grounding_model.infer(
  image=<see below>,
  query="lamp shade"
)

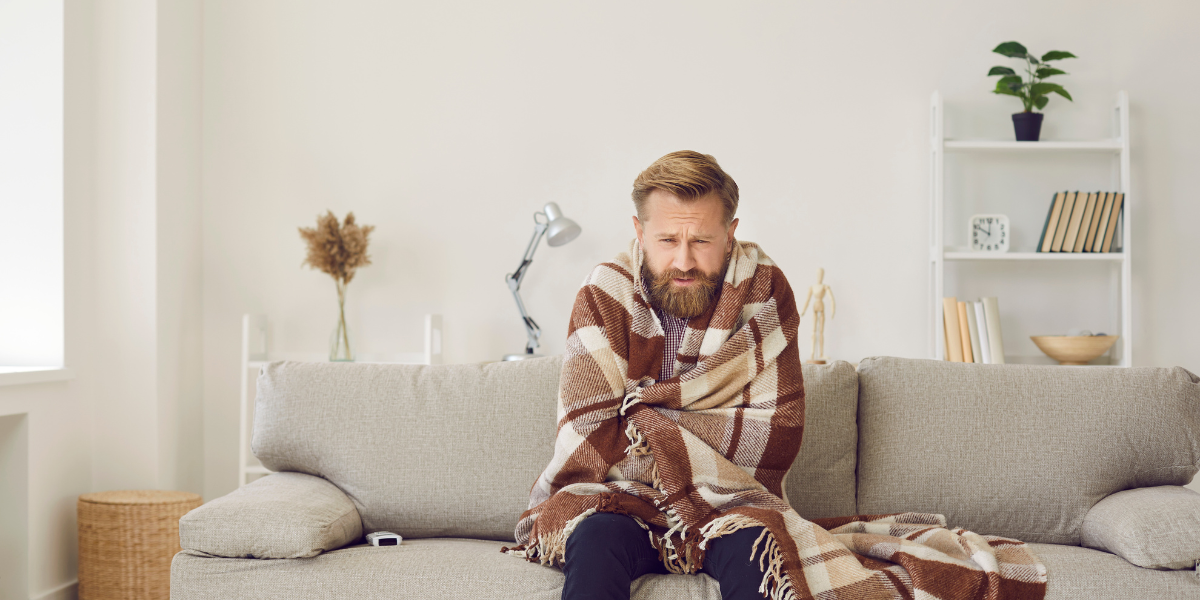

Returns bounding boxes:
[543,202,582,247]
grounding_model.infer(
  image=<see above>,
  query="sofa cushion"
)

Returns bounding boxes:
[785,361,858,519]
[172,539,568,600]
[1081,485,1200,570]
[179,472,362,559]
[253,357,563,542]
[172,538,724,600]
[171,538,1200,600]
[856,356,1200,545]
[1027,543,1200,599]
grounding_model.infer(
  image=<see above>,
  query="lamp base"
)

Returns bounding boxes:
[503,352,543,361]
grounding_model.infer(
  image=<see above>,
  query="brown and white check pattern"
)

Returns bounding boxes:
[502,239,1046,600]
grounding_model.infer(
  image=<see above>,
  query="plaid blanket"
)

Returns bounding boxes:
[503,240,1047,600]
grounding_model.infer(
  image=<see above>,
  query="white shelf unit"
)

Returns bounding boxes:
[238,313,444,486]
[929,91,1132,366]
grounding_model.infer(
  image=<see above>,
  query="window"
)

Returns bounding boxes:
[0,0,64,369]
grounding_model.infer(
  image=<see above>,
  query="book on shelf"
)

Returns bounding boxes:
[1036,191,1124,253]
[956,302,974,363]
[1092,192,1114,252]
[942,296,1004,363]
[973,301,991,364]
[982,297,1005,363]
[1100,193,1124,252]
[965,302,982,364]
[1082,192,1106,251]
[942,297,964,362]
[1072,192,1097,252]
[1037,192,1067,253]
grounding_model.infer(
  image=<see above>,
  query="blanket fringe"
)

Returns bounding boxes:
[752,527,796,600]
[698,513,797,600]
[619,388,643,416]
[624,420,651,456]
[502,508,597,567]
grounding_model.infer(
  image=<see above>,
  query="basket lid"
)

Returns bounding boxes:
[79,490,202,505]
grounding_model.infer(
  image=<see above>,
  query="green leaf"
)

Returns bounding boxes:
[999,75,1024,91]
[1035,95,1049,110]
[993,78,1021,97]
[993,41,1028,58]
[988,66,1017,77]
[1041,50,1077,61]
[1036,67,1067,78]
[1031,82,1073,101]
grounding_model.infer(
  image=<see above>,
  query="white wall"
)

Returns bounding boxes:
[155,0,205,500]
[0,1,204,598]
[90,0,204,497]
[90,0,162,492]
[200,1,1200,498]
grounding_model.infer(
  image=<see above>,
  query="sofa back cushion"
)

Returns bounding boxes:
[253,357,563,542]
[253,356,859,542]
[855,356,1200,545]
[785,361,859,519]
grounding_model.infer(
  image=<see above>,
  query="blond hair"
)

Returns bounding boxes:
[632,151,739,225]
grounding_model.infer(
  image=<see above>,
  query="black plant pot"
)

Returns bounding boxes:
[1012,112,1044,142]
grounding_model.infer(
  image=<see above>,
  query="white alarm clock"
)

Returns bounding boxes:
[969,214,1009,252]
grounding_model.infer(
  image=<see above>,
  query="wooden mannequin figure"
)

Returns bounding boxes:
[799,268,836,364]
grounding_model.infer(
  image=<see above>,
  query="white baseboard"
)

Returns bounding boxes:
[30,579,76,600]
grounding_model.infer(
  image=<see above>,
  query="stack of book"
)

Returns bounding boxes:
[942,297,1004,364]
[1037,191,1124,253]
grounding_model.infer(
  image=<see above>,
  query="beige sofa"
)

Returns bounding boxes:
[172,356,1200,599]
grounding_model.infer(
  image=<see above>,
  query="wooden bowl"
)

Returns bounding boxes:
[1029,335,1119,365]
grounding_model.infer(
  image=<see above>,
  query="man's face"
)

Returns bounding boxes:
[633,189,739,318]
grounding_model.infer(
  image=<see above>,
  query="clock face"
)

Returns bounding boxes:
[970,214,1009,252]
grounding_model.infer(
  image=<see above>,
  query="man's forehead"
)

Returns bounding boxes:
[641,192,727,238]
[643,213,725,238]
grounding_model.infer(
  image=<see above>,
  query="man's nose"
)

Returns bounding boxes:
[672,244,697,273]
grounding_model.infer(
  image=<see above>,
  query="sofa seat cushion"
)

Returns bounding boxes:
[1029,543,1200,599]
[856,357,1200,545]
[171,537,1200,599]
[171,537,722,600]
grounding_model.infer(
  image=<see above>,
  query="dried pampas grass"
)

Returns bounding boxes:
[299,211,375,287]
[300,211,375,361]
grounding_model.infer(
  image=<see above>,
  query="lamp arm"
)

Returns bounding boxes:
[509,287,542,353]
[505,221,549,354]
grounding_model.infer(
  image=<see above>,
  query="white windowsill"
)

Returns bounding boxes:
[0,366,75,387]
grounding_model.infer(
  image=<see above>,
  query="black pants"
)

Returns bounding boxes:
[561,513,767,600]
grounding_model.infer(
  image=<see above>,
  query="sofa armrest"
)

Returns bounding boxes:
[1081,485,1200,570]
[179,472,362,559]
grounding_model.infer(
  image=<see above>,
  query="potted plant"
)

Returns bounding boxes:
[987,41,1076,141]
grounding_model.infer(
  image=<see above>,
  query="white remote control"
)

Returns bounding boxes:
[366,531,402,546]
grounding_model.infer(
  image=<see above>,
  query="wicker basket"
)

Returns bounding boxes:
[77,490,203,600]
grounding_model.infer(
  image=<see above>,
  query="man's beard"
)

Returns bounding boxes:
[643,260,727,319]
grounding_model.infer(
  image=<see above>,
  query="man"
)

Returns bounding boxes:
[502,152,1046,600]
[504,151,806,599]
